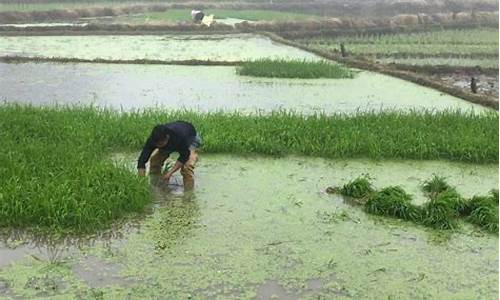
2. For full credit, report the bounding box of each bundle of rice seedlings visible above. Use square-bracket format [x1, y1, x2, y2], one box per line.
[489, 189, 499, 205]
[421, 174, 454, 199]
[420, 189, 464, 230]
[364, 186, 419, 221]
[339, 175, 374, 199]
[464, 194, 499, 233]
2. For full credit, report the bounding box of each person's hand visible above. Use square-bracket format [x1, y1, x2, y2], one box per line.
[138, 168, 146, 177]
[163, 172, 172, 183]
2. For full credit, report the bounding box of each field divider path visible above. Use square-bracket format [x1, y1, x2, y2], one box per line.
[0, 56, 242, 66]
[262, 32, 499, 110]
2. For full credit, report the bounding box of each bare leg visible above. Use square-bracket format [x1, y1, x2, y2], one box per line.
[180, 150, 198, 191]
[149, 149, 169, 176]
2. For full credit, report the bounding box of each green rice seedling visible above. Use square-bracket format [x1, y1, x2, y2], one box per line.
[364, 186, 420, 221]
[299, 28, 499, 68]
[420, 189, 464, 230]
[468, 204, 498, 233]
[421, 174, 455, 199]
[489, 189, 499, 205]
[463, 194, 499, 233]
[339, 175, 374, 199]
[0, 105, 498, 234]
[237, 59, 355, 79]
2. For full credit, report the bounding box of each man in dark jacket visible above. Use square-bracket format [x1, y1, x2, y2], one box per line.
[137, 121, 201, 191]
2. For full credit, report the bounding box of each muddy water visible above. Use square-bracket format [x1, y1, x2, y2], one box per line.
[0, 34, 320, 62]
[0, 155, 497, 299]
[0, 62, 487, 113]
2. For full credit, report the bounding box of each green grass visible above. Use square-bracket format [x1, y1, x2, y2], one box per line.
[0, 105, 498, 233]
[237, 59, 355, 79]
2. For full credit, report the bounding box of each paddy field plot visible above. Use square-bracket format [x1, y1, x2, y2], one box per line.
[0, 34, 321, 62]
[298, 28, 499, 68]
[0, 62, 487, 113]
[113, 9, 319, 24]
[0, 26, 498, 299]
[0, 154, 497, 299]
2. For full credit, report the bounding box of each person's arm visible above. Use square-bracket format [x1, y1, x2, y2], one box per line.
[163, 145, 190, 182]
[137, 137, 155, 176]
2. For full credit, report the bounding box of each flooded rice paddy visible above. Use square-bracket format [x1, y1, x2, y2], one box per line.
[0, 62, 486, 113]
[0, 155, 497, 299]
[0, 34, 320, 62]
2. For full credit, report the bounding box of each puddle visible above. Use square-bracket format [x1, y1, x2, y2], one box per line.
[256, 280, 298, 300]
[0, 62, 487, 113]
[0, 33, 320, 62]
[0, 154, 497, 298]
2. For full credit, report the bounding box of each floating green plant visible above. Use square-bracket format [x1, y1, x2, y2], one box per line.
[364, 186, 420, 221]
[237, 59, 355, 79]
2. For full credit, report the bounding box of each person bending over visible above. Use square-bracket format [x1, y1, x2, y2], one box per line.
[137, 121, 201, 191]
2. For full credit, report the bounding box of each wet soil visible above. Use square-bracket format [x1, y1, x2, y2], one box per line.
[434, 72, 499, 99]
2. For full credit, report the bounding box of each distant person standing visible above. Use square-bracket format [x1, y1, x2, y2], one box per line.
[191, 9, 205, 23]
[137, 121, 202, 191]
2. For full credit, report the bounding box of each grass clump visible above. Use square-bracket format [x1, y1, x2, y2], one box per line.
[489, 189, 499, 205]
[421, 174, 454, 198]
[237, 59, 355, 79]
[420, 189, 465, 230]
[464, 193, 499, 233]
[0, 106, 152, 235]
[339, 175, 374, 199]
[365, 186, 420, 221]
[337, 173, 497, 233]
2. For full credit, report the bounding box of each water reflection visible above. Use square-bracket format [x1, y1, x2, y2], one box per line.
[148, 177, 201, 251]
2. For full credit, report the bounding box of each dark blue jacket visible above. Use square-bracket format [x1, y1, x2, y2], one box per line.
[137, 121, 196, 169]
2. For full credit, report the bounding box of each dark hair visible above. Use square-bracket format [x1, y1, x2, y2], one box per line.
[151, 125, 170, 143]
